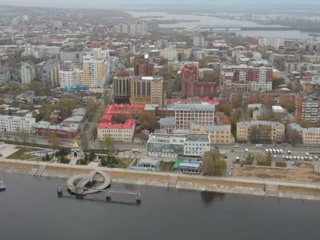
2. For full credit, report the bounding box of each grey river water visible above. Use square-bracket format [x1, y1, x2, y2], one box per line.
[127, 11, 314, 39]
[0, 173, 320, 240]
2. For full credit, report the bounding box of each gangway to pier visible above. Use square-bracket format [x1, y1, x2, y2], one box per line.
[75, 171, 97, 190]
[105, 189, 141, 203]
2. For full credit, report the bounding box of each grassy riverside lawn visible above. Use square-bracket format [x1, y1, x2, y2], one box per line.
[275, 162, 287, 168]
[1, 139, 63, 149]
[6, 147, 44, 161]
[161, 162, 174, 172]
[110, 158, 131, 168]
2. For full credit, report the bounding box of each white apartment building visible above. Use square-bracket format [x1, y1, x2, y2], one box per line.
[82, 54, 106, 88]
[20, 62, 36, 84]
[193, 28, 207, 47]
[59, 69, 83, 91]
[258, 37, 285, 49]
[159, 47, 178, 61]
[0, 115, 36, 133]
[115, 22, 148, 35]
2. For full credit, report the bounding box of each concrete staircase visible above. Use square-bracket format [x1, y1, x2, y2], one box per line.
[166, 175, 178, 189]
[33, 165, 47, 177]
[265, 184, 279, 197]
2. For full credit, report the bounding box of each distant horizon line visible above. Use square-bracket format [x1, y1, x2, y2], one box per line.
[1, 3, 320, 9]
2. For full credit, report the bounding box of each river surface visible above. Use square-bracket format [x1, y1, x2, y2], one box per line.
[127, 11, 314, 39]
[0, 173, 320, 240]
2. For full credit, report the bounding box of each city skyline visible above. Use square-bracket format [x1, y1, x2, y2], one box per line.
[0, 0, 319, 9]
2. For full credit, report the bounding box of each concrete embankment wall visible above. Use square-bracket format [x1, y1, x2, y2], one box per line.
[1, 160, 320, 201]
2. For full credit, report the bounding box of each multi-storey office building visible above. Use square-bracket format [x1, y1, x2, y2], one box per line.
[174, 103, 215, 130]
[237, 120, 285, 143]
[130, 76, 164, 107]
[147, 133, 210, 158]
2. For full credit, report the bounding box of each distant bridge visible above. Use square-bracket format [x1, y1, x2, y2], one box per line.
[198, 25, 297, 31]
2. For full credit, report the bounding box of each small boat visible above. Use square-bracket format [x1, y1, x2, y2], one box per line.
[0, 179, 6, 191]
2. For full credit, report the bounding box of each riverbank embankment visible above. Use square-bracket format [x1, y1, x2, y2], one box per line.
[1, 160, 320, 201]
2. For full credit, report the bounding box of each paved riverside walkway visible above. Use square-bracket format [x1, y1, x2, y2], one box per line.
[1, 158, 320, 192]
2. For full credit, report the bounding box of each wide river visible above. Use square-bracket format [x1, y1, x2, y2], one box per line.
[0, 173, 320, 240]
[127, 11, 315, 39]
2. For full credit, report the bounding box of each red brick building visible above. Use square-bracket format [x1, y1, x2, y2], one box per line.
[33, 121, 79, 139]
[230, 93, 295, 108]
[181, 65, 217, 99]
[133, 55, 154, 76]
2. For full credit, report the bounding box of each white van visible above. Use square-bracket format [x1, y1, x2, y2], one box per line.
[245, 148, 249, 153]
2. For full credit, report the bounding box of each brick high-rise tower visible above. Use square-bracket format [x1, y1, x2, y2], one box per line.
[133, 55, 154, 76]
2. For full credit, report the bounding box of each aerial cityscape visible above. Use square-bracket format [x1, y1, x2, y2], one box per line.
[1, 1, 320, 239]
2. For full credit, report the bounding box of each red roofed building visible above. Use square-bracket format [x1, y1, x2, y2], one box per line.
[97, 119, 135, 142]
[97, 104, 145, 142]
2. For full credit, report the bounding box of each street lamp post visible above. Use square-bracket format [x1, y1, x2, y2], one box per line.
[132, 149, 140, 159]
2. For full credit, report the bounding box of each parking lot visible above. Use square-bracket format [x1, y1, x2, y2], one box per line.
[218, 145, 320, 176]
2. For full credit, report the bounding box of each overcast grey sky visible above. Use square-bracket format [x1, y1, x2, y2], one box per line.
[0, 0, 319, 8]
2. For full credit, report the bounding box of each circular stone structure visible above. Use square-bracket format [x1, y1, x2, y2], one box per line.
[67, 170, 111, 195]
